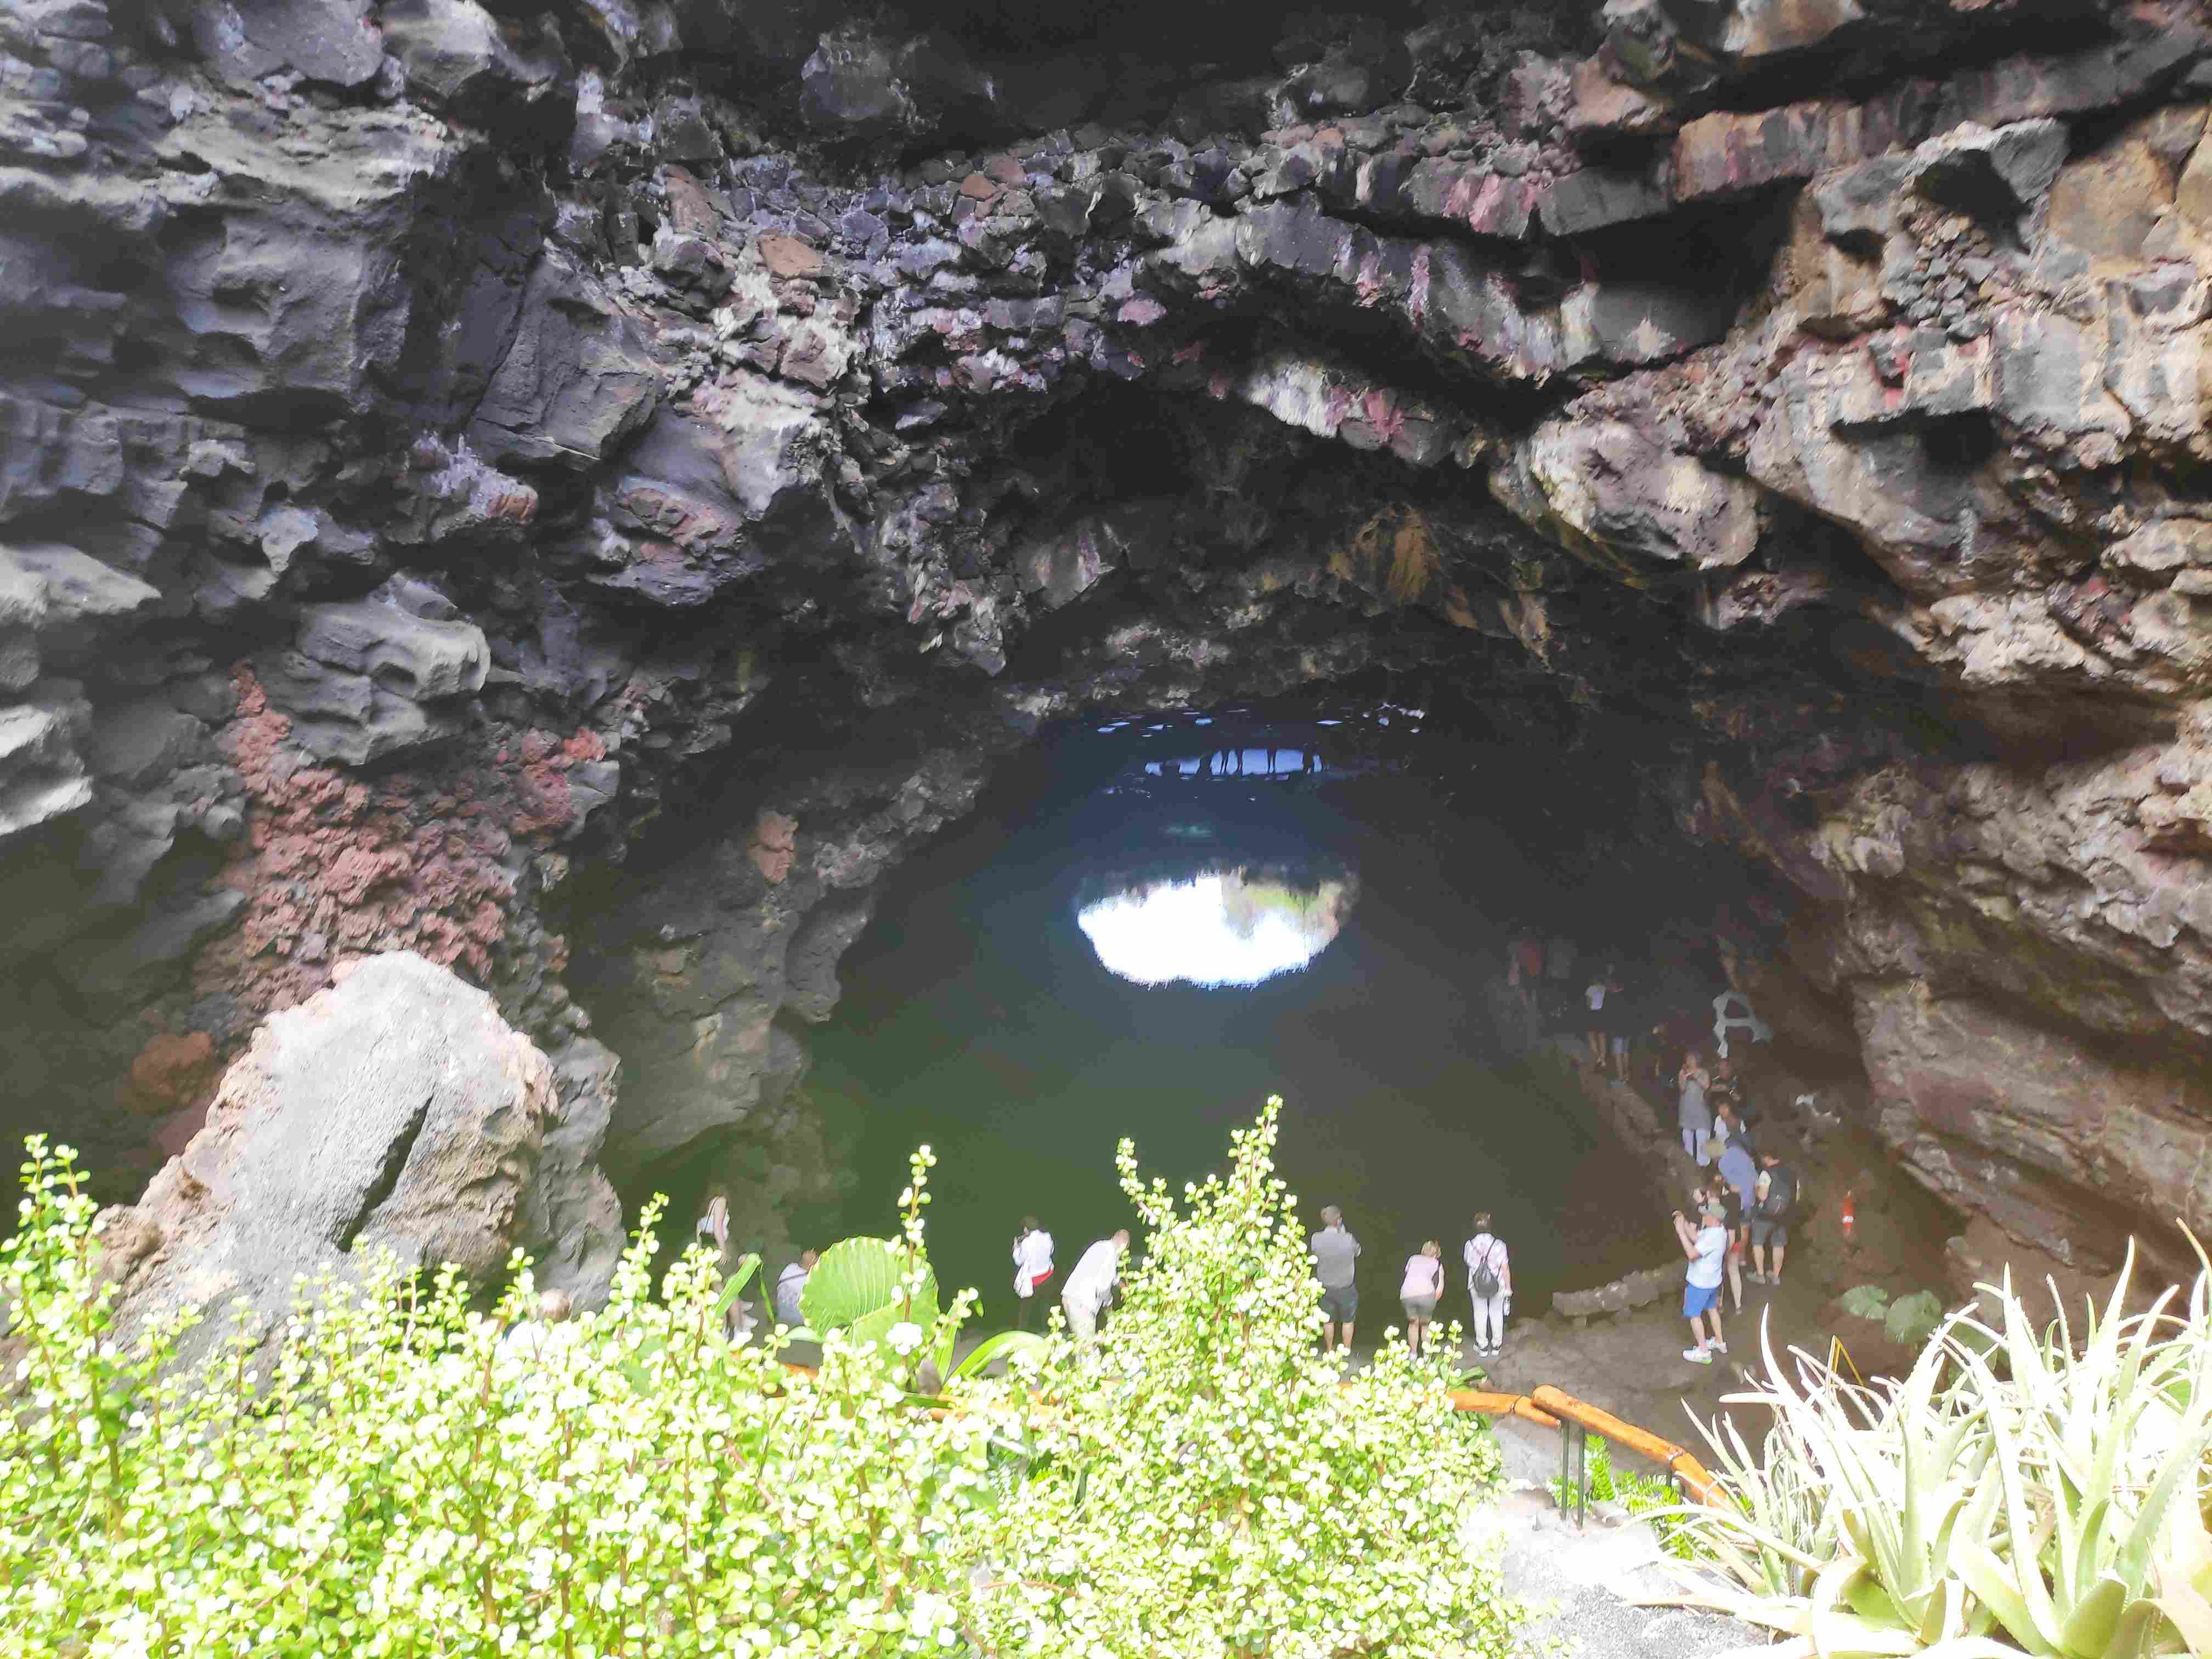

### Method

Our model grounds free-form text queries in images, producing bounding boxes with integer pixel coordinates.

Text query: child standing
[1673,1199,1729,1364]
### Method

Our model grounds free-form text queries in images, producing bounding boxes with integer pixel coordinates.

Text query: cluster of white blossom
[1,1107,1517,1658]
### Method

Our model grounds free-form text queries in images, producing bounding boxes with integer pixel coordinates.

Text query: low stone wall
[1552,1261,1684,1323]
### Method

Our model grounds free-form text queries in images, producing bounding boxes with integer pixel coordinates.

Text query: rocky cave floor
[7,0,2212,1376]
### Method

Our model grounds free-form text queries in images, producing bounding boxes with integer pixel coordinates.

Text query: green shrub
[1,1102,1517,1657]
[1549,1439,1696,1561]
[1661,1244,2212,1657]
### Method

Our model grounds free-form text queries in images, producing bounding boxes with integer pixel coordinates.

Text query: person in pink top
[1399,1241,1446,1357]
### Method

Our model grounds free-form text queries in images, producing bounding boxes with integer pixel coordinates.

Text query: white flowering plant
[1,1100,1516,1657]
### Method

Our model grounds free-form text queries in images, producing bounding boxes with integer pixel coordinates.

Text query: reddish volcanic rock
[747,809,799,883]
[192,670,595,1022]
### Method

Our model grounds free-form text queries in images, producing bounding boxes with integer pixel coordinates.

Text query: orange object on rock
[1840,1189,1857,1243]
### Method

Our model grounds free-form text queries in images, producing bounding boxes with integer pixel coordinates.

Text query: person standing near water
[1400,1241,1446,1357]
[774,1248,817,1327]
[1062,1229,1127,1341]
[1012,1217,1055,1333]
[697,1193,755,1340]
[1462,1214,1511,1361]
[1310,1205,1362,1353]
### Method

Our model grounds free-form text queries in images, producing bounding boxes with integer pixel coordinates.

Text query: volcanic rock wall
[7,0,2212,1293]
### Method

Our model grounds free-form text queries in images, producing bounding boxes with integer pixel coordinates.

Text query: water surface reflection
[1077,867,1357,987]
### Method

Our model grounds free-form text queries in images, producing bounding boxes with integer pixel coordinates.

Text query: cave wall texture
[8,0,2212,1297]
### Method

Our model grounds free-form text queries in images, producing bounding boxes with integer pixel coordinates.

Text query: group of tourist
[1511,925,1808,1370]
[1309,1206,1514,1361]
[1669,1050,1798,1363]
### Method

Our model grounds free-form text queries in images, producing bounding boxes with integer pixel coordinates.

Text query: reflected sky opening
[1077,868,1356,988]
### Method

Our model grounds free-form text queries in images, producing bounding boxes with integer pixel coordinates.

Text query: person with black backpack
[1750,1149,1796,1286]
[1463,1214,1511,1361]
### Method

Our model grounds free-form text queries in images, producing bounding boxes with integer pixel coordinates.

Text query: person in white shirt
[1061,1229,1128,1341]
[774,1248,817,1327]
[1011,1217,1056,1332]
[1462,1215,1512,1360]
[499,1288,577,1365]
[1674,1198,1730,1364]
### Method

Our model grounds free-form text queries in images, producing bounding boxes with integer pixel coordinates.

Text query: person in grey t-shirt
[1310,1205,1362,1353]
[1677,1049,1712,1166]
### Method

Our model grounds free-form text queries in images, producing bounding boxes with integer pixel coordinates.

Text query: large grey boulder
[93,952,623,1368]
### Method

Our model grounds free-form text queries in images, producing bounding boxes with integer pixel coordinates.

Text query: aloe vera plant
[1647,1240,2212,1657]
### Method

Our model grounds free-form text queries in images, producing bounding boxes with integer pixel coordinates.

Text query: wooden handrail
[1446,1384,1721,1506]
[1443,1387,1561,1429]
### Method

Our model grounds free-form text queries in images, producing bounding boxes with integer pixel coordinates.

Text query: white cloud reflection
[1077,870,1353,988]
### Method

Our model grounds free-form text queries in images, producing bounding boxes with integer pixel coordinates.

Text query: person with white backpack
[1463,1214,1512,1361]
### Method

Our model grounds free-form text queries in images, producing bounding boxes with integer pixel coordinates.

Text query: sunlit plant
[0,1104,1519,1657]
[1654,1243,2212,1658]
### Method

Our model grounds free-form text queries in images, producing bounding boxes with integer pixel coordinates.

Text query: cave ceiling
[7,0,2212,1290]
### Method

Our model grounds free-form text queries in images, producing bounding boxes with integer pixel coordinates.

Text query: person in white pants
[1062,1231,1128,1341]
[1463,1214,1512,1359]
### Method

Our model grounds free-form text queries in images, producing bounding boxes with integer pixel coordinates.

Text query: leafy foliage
[1837,1284,1948,1349]
[1884,1290,1945,1348]
[1657,1243,2212,1656]
[1,1105,1518,1657]
[1839,1283,1892,1320]
[1550,1438,1697,1561]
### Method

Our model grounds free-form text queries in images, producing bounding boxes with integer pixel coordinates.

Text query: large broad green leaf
[1886,1290,1944,1347]
[800,1237,922,1332]
[1840,1284,1892,1320]
[847,1284,941,1357]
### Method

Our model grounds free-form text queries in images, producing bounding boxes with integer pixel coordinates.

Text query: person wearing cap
[1672,1197,1730,1365]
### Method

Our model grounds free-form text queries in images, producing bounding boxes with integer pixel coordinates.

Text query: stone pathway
[1480,1420,1772,1659]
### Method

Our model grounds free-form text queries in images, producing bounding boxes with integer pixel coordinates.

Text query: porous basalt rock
[4,0,2212,1286]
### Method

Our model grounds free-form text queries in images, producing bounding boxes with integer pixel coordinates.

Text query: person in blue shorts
[1672,1198,1729,1364]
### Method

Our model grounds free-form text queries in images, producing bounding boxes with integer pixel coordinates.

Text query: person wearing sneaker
[1750,1150,1796,1285]
[1463,1214,1511,1360]
[1672,1199,1729,1365]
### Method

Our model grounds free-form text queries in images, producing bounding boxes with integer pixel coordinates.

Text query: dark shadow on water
[800,709,1672,1324]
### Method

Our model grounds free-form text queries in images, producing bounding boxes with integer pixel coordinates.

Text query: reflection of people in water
[1076,858,1360,988]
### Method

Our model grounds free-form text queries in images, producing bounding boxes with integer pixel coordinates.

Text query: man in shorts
[1751,1149,1795,1285]
[1310,1204,1362,1353]
[1673,1200,1729,1364]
